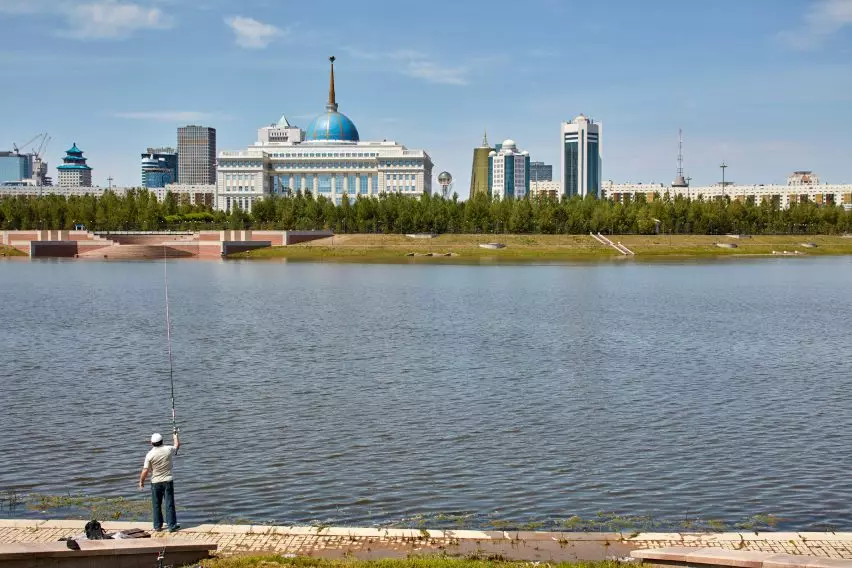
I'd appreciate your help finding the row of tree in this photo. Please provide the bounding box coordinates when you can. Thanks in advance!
[1,190,850,235]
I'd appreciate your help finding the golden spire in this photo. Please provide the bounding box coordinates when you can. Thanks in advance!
[327,55,338,112]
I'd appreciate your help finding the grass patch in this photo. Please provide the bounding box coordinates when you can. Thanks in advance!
[25,493,150,521]
[199,556,623,568]
[229,234,852,263]
[1,245,25,257]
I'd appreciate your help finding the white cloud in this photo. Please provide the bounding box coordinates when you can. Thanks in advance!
[402,59,468,86]
[779,0,852,49]
[0,0,172,39]
[225,16,282,49]
[345,47,469,86]
[112,111,223,122]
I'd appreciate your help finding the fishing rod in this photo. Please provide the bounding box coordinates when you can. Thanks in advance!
[163,245,177,433]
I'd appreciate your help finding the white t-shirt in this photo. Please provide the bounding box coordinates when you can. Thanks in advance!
[143,445,177,483]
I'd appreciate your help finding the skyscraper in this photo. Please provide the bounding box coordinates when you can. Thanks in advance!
[529,161,553,182]
[560,115,602,198]
[469,131,492,199]
[178,126,216,185]
[141,147,178,188]
[0,152,32,185]
[488,140,530,200]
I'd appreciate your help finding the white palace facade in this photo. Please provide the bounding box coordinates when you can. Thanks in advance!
[216,57,433,212]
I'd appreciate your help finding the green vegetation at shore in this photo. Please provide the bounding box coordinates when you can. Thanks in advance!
[0,245,25,257]
[2,190,850,235]
[200,557,621,568]
[232,234,852,262]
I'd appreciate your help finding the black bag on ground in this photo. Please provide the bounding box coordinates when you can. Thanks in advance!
[84,520,108,540]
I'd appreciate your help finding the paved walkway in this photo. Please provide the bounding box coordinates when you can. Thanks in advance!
[1,520,851,561]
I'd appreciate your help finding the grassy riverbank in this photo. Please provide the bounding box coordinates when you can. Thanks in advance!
[230,234,852,262]
[0,245,25,257]
[200,556,620,568]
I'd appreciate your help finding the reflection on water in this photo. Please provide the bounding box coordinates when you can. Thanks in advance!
[1,258,851,530]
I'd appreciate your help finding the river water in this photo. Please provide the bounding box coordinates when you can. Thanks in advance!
[1,257,851,530]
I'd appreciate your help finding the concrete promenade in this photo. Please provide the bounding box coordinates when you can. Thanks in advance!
[1,520,851,561]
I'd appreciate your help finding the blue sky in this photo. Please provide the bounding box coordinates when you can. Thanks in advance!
[1,0,851,194]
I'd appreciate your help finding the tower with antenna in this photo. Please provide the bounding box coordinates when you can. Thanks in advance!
[672,129,688,187]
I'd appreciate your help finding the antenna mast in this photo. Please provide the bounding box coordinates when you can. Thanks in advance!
[672,128,688,187]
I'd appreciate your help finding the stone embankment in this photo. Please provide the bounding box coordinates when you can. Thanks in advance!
[1,521,851,561]
[0,230,333,258]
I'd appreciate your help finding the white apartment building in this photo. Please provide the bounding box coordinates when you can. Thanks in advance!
[488,140,529,199]
[530,180,562,199]
[157,184,216,207]
[561,115,602,198]
[603,180,852,209]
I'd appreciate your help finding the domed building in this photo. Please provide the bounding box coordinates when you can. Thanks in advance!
[216,56,433,213]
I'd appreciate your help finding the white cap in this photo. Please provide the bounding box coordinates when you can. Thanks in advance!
[151,433,163,444]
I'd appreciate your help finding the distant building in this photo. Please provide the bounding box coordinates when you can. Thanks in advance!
[57,143,92,187]
[257,116,304,145]
[560,115,602,198]
[0,152,32,185]
[469,131,492,199]
[488,139,530,200]
[178,126,217,185]
[603,180,852,209]
[530,180,561,199]
[788,171,820,186]
[216,56,432,213]
[144,147,178,186]
[529,161,553,182]
[141,148,178,188]
[154,184,216,207]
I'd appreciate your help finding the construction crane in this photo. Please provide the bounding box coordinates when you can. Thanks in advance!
[12,133,45,155]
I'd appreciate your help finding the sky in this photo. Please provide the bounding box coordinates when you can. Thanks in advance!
[1,0,852,195]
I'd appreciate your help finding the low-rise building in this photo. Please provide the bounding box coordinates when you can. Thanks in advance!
[603,180,852,209]
[530,180,562,199]
[0,185,126,198]
[157,184,216,207]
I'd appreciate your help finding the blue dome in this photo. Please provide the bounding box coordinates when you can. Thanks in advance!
[305,110,360,142]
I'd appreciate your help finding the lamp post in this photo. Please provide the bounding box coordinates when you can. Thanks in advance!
[720,163,728,197]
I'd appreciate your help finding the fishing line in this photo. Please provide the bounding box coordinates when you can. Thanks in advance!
[163,244,177,430]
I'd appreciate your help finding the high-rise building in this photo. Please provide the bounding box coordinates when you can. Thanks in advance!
[529,161,553,182]
[488,139,530,200]
[178,126,216,185]
[469,131,492,199]
[141,147,178,188]
[560,115,602,198]
[0,152,32,185]
[57,143,92,187]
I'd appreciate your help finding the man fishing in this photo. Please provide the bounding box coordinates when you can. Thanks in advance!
[139,427,181,532]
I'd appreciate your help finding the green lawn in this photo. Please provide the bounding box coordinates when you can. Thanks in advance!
[229,234,852,262]
[199,556,622,568]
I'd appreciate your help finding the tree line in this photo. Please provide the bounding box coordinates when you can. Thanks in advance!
[1,189,850,235]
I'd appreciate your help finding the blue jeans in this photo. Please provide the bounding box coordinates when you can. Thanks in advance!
[151,480,177,530]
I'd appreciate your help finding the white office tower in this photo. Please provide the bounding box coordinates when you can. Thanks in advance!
[560,115,602,198]
[488,140,530,199]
